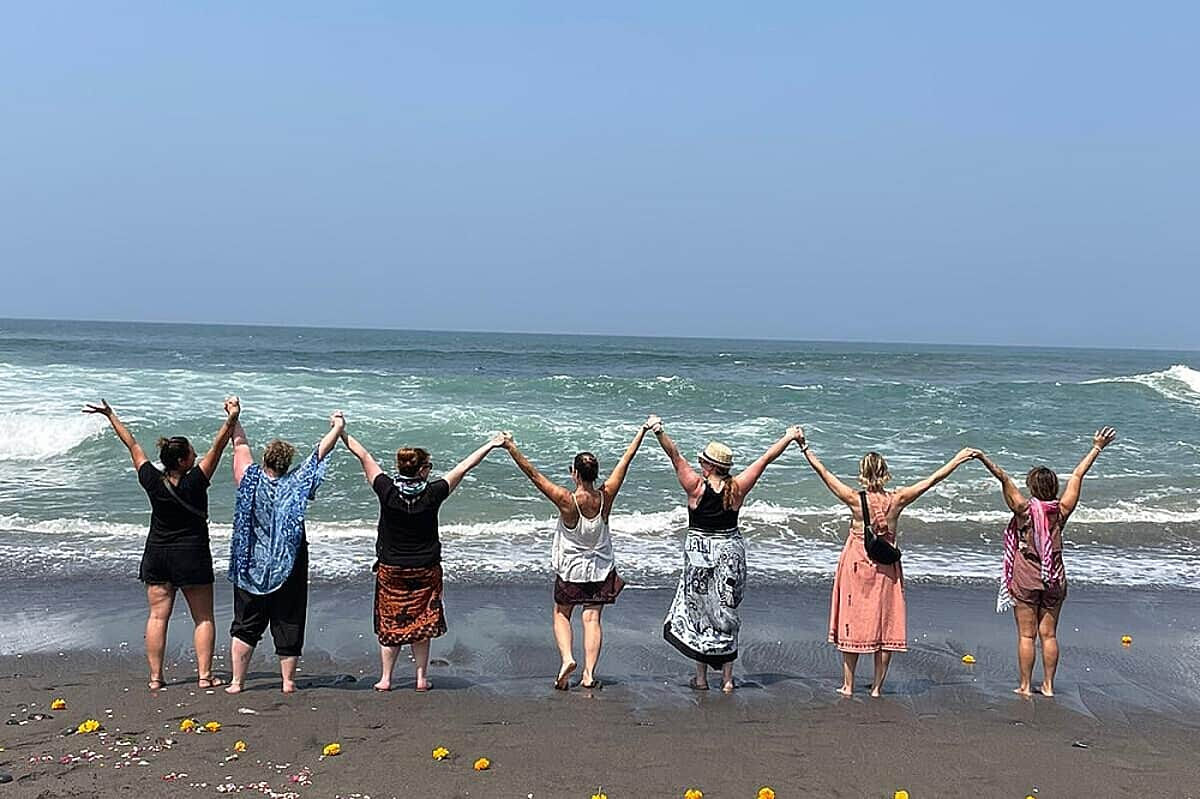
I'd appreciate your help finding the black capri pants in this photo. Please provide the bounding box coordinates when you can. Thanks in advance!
[230,545,309,657]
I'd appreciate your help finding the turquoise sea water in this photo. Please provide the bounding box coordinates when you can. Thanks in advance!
[0,319,1196,588]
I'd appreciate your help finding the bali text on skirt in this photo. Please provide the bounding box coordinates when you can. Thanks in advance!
[662,528,746,667]
[373,562,448,646]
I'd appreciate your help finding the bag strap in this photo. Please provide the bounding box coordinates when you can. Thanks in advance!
[161,475,208,522]
[859,491,873,536]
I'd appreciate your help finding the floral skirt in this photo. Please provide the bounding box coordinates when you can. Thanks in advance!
[373,563,447,646]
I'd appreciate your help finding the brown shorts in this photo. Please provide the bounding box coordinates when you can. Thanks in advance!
[554,569,625,606]
[1010,581,1067,610]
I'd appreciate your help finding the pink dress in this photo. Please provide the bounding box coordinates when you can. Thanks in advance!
[828,491,907,653]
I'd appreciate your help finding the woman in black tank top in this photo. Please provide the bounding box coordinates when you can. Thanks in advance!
[651,420,804,693]
[85,397,241,691]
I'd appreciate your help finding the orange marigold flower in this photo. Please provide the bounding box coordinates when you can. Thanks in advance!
[233,740,247,753]
[685,790,703,799]
[322,742,342,757]
[473,757,490,771]
[961,654,976,664]
[895,791,910,799]
[758,788,776,799]
[203,721,221,733]
[432,746,450,761]
[51,699,67,711]
[178,718,197,732]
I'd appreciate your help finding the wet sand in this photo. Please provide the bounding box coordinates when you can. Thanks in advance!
[2,580,1199,797]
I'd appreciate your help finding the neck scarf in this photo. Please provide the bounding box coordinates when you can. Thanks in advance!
[396,475,428,498]
[997,497,1061,613]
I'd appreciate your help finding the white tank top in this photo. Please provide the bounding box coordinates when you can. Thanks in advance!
[551,491,615,583]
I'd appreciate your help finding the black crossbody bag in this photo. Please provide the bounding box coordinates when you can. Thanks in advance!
[860,491,901,565]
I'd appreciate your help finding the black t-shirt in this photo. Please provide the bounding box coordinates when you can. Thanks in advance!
[137,462,211,546]
[373,475,450,568]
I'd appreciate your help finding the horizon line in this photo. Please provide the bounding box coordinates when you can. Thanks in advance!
[1,314,1197,355]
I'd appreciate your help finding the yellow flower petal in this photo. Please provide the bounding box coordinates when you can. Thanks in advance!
[233,740,247,753]
[685,790,704,799]
[591,794,608,799]
[895,791,910,799]
[179,718,197,732]
[473,757,490,771]
[961,654,976,664]
[432,746,450,761]
[51,699,67,711]
[758,788,776,799]
[1121,635,1133,646]
[75,719,101,735]
[322,742,342,757]
[203,721,221,733]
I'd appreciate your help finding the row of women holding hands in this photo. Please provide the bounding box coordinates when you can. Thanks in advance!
[85,397,1115,699]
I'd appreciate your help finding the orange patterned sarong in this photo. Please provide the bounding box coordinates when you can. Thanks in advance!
[373,563,448,646]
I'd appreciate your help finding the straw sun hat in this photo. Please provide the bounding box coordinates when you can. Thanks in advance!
[698,441,734,470]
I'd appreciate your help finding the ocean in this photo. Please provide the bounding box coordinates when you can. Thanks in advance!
[1,318,1197,590]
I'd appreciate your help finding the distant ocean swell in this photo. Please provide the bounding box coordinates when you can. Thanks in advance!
[0,322,1196,591]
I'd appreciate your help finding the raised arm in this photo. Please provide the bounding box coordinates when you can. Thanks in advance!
[231,419,253,485]
[798,431,859,508]
[894,448,978,509]
[652,423,702,495]
[734,426,804,495]
[317,411,346,461]
[198,396,241,480]
[83,399,148,471]
[974,451,1027,514]
[500,434,572,511]
[1060,426,1116,517]
[342,432,383,486]
[602,415,659,501]
[444,434,505,494]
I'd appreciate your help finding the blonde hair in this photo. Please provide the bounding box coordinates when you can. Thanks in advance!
[858,452,892,490]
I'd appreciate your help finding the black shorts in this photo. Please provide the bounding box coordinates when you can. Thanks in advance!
[229,548,309,657]
[139,541,215,587]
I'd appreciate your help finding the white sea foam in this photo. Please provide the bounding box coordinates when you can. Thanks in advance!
[0,413,105,461]
[1083,364,1200,407]
[1,496,1196,588]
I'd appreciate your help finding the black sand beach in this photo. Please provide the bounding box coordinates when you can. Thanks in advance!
[3,581,1199,797]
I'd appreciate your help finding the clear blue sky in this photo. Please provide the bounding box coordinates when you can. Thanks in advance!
[2,2,1197,348]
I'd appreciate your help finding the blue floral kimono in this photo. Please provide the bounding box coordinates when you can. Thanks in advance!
[228,449,329,595]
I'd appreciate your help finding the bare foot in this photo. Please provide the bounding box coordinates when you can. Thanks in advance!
[1013,686,1033,697]
[198,676,224,689]
[281,681,297,694]
[688,677,709,691]
[554,660,577,691]
[373,679,392,692]
[722,680,735,694]
[1038,684,1055,697]
[870,687,882,698]
[224,682,244,695]
[148,678,165,692]
[415,679,432,692]
[836,685,853,696]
